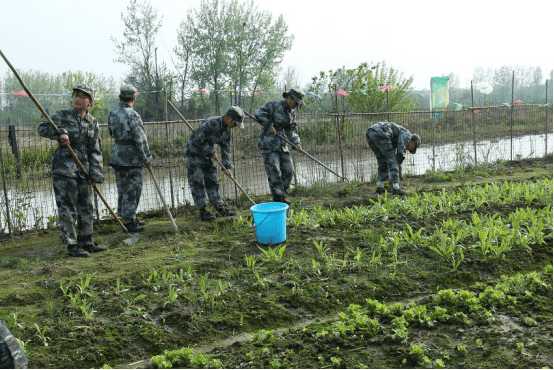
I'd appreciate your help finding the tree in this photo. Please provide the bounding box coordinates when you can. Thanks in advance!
[307,61,414,113]
[112,0,171,120]
[174,0,293,114]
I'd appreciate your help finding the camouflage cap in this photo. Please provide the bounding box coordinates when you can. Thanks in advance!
[410,134,421,154]
[283,88,305,107]
[72,84,94,101]
[120,84,138,99]
[226,106,245,129]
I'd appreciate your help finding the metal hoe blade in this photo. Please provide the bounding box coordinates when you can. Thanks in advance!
[123,235,140,246]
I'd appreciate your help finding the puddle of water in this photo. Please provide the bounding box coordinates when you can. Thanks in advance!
[1,133,551,233]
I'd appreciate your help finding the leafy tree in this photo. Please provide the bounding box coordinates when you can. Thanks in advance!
[111,0,172,120]
[307,61,414,113]
[174,0,293,115]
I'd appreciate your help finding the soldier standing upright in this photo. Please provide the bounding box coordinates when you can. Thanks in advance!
[365,122,420,195]
[38,84,107,258]
[108,85,153,233]
[255,88,305,205]
[185,106,244,221]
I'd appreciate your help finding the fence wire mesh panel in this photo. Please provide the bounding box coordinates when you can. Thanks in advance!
[0,104,552,234]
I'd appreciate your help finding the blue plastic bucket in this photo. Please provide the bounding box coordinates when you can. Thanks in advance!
[250,202,289,244]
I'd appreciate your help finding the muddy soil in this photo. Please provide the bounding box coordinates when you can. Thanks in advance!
[0,156,552,369]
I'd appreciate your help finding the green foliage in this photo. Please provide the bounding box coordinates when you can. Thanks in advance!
[307,61,414,113]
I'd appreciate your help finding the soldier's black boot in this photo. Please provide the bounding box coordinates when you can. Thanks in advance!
[125,220,145,233]
[83,242,108,253]
[376,187,386,195]
[272,194,291,205]
[392,188,407,196]
[134,218,146,226]
[216,205,236,217]
[200,208,216,221]
[67,245,90,258]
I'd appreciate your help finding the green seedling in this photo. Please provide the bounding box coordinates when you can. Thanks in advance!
[34,323,50,347]
[457,344,468,355]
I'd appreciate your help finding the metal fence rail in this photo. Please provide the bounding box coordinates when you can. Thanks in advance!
[0,103,552,234]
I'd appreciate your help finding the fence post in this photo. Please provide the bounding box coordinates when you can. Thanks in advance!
[335,113,345,179]
[8,125,21,179]
[510,71,514,161]
[471,81,477,166]
[0,137,12,237]
[164,96,176,209]
[546,79,549,157]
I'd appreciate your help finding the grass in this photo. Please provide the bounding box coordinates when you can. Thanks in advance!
[0,157,552,368]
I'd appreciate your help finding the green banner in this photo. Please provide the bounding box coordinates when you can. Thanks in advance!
[430,77,450,111]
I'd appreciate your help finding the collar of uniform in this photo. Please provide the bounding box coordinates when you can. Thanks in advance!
[120,103,133,108]
[281,98,292,112]
[71,107,90,121]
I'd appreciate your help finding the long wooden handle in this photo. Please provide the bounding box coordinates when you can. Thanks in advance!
[148,167,178,233]
[0,48,128,233]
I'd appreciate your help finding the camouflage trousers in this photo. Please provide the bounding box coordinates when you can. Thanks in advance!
[366,128,400,184]
[186,155,222,210]
[53,176,94,247]
[261,151,294,197]
[112,165,143,220]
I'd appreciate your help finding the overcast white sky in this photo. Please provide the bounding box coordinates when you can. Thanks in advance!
[1,0,552,92]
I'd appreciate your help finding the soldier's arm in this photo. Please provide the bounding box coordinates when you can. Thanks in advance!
[219,136,234,170]
[131,114,154,164]
[193,121,215,158]
[87,121,104,183]
[285,121,301,148]
[254,102,275,130]
[38,111,67,141]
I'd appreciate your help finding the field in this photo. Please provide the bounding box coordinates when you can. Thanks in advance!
[0,157,552,369]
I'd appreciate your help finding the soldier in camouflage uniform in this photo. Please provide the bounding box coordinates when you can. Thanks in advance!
[38,84,107,258]
[108,85,153,233]
[365,122,421,196]
[0,321,27,369]
[255,88,305,205]
[185,106,245,221]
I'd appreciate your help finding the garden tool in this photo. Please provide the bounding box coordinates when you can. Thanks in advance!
[147,166,178,234]
[0,48,139,246]
[167,100,256,206]
[243,111,349,182]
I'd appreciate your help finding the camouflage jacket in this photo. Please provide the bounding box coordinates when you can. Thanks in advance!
[184,116,233,170]
[108,103,153,167]
[255,99,301,153]
[38,108,104,183]
[368,122,412,165]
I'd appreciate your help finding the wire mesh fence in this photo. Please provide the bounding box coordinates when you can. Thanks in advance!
[0,103,552,235]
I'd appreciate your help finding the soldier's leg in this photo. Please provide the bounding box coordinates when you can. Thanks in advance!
[203,161,223,206]
[53,176,78,246]
[186,157,208,210]
[280,152,294,193]
[262,152,285,197]
[366,131,390,186]
[118,167,143,221]
[76,177,94,247]
[113,165,125,218]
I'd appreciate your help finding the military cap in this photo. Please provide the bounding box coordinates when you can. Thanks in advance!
[226,106,245,129]
[72,84,94,101]
[283,88,305,107]
[410,134,421,154]
[120,84,138,99]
